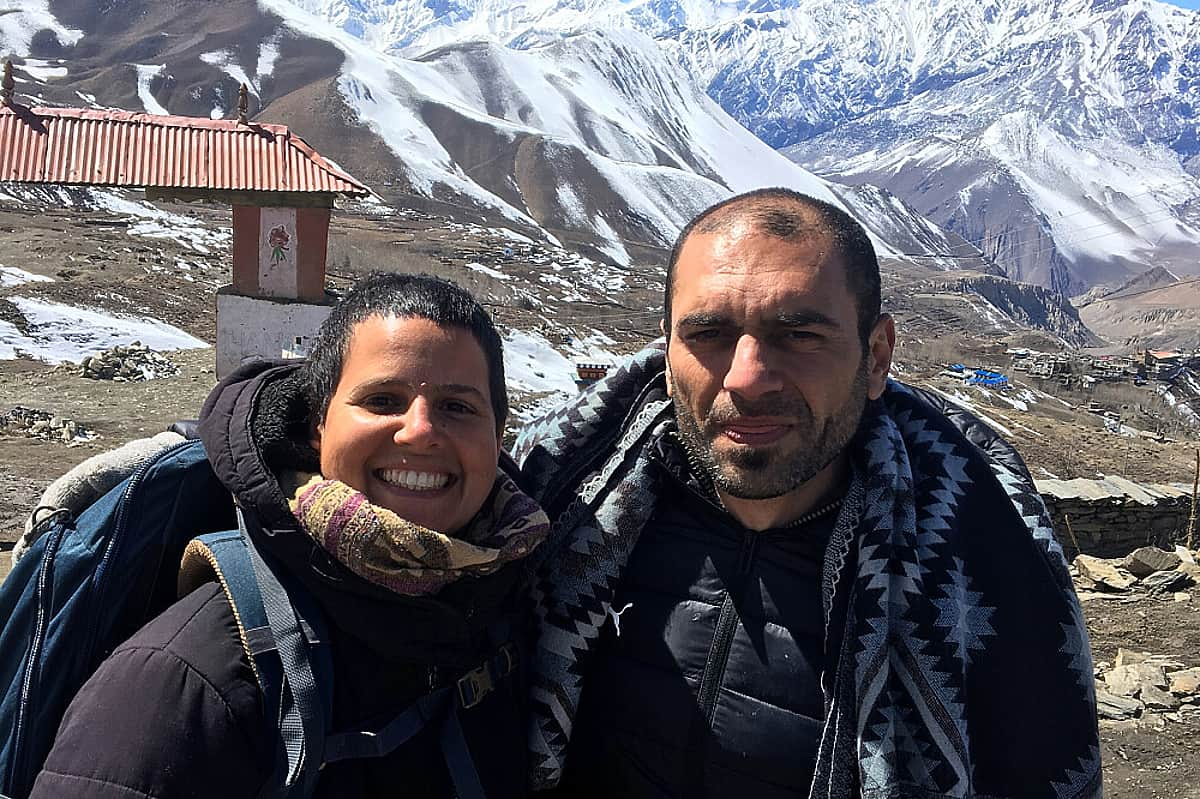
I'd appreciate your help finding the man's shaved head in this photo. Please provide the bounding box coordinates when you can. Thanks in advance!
[664,188,881,346]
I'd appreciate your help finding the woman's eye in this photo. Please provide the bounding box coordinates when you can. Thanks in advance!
[443,399,476,415]
[363,395,405,412]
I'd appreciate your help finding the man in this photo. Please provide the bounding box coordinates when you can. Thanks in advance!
[515,189,1100,798]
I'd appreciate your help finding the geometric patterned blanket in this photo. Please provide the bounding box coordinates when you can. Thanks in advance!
[514,344,1101,798]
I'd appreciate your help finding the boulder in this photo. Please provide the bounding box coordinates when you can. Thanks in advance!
[1075,555,1135,591]
[1175,546,1197,565]
[1123,547,1182,578]
[1105,663,1168,697]
[1096,689,1142,720]
[1142,570,1192,594]
[1141,683,1181,711]
[1168,667,1200,695]
[1115,649,1152,667]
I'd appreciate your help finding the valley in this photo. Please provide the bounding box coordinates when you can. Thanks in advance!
[1,0,1199,794]
[0,183,1198,796]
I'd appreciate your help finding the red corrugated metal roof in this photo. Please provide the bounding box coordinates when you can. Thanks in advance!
[0,105,370,196]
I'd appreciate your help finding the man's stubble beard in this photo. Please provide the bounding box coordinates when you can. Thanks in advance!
[670,363,869,501]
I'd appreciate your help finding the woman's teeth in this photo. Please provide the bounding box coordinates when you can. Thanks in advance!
[377,469,450,491]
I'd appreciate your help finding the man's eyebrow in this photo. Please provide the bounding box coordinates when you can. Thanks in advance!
[776,310,838,327]
[676,311,730,328]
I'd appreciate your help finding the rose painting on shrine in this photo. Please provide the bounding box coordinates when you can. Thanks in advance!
[258,207,297,297]
[269,225,290,265]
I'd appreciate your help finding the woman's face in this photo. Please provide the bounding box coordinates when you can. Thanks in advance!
[312,315,501,535]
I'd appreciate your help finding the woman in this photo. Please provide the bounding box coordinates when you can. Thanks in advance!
[29,273,547,798]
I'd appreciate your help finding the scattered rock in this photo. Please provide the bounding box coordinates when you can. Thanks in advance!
[1105,662,1168,697]
[1123,547,1183,578]
[1096,689,1142,720]
[0,405,96,444]
[1175,546,1196,565]
[1115,649,1186,671]
[80,342,178,382]
[1169,668,1200,695]
[1142,683,1182,710]
[1143,570,1193,594]
[1116,649,1153,667]
[1075,555,1136,591]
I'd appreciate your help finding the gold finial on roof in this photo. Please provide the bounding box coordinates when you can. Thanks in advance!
[1,60,14,107]
[237,83,248,124]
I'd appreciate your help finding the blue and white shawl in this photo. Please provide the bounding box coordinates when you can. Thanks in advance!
[514,344,1101,799]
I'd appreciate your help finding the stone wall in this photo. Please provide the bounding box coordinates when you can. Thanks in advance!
[1042,494,1193,560]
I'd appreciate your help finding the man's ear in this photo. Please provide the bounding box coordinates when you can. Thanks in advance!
[660,318,673,397]
[866,314,896,401]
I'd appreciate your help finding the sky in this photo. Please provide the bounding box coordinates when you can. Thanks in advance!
[1166,0,1200,9]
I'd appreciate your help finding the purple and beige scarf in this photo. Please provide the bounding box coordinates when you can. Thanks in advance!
[287,470,550,596]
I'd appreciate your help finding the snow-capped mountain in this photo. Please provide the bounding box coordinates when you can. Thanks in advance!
[0,0,987,271]
[233,0,1200,294]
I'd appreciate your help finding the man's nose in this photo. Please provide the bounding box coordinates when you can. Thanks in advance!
[393,397,439,447]
[722,335,783,400]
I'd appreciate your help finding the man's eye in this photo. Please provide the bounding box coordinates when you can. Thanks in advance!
[685,329,724,342]
[786,329,819,341]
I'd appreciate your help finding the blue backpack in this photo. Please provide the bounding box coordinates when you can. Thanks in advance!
[0,439,513,799]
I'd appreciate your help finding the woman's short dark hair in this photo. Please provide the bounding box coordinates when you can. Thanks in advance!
[305,273,508,434]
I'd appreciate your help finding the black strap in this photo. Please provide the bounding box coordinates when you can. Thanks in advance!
[237,508,326,799]
[323,687,452,763]
[227,510,517,799]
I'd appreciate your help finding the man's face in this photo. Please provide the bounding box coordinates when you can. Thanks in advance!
[312,315,501,534]
[664,221,893,501]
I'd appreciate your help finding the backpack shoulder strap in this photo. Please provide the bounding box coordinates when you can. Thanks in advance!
[180,519,333,799]
[178,520,520,799]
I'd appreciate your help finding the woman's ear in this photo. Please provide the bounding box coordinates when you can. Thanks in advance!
[309,419,323,454]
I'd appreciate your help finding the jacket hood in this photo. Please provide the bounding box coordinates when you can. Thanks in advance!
[196,359,522,666]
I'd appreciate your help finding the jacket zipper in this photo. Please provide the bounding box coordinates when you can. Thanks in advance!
[695,532,758,722]
[10,517,65,794]
[686,530,759,794]
[11,439,192,792]
[85,439,194,657]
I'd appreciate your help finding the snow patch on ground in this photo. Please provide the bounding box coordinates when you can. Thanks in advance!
[503,328,579,396]
[466,262,511,281]
[258,34,283,80]
[18,58,67,81]
[0,3,83,57]
[201,50,258,95]
[928,387,1015,436]
[0,266,54,288]
[133,64,170,115]
[0,297,207,363]
[90,191,231,253]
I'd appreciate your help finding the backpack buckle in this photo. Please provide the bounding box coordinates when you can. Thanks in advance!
[457,664,494,709]
[456,644,518,709]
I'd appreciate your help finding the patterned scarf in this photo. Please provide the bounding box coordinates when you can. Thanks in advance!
[513,343,1101,799]
[288,470,550,596]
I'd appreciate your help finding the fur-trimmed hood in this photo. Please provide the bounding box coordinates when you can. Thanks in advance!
[197,359,525,668]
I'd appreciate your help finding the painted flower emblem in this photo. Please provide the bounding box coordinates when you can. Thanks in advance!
[269,225,290,265]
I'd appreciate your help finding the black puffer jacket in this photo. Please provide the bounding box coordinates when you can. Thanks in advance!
[29,361,529,799]
[555,430,851,798]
